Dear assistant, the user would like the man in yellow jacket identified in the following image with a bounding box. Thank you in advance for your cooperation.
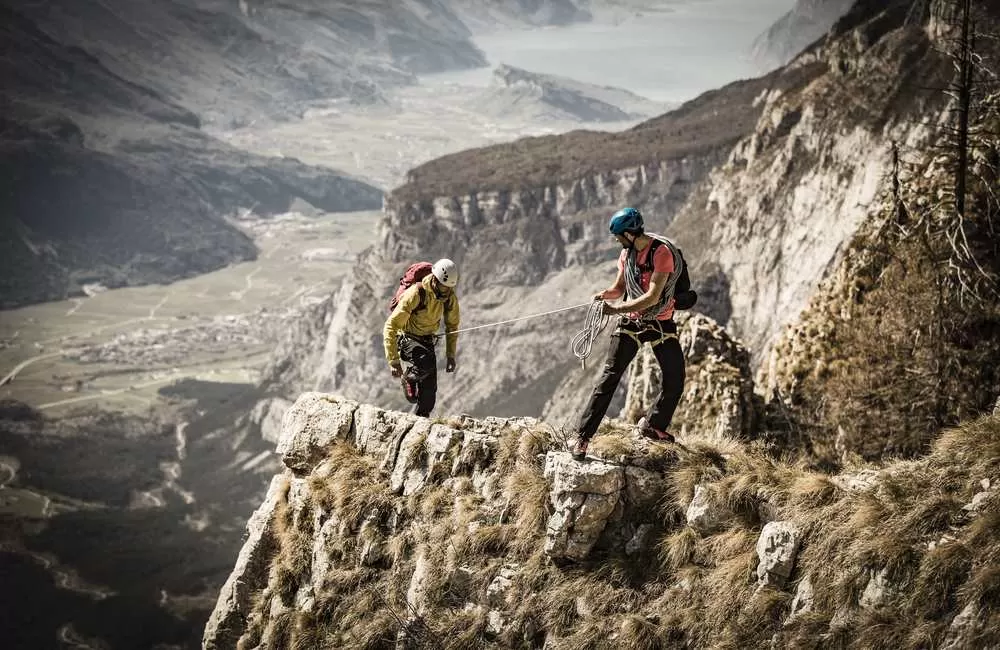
[383,259,461,417]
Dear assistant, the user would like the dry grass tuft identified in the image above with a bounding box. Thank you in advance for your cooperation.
[467,524,512,557]
[436,607,489,649]
[505,465,551,542]
[786,471,840,509]
[735,587,792,645]
[288,611,320,650]
[347,609,398,650]
[264,609,296,649]
[620,614,666,650]
[659,527,698,572]
[588,433,634,460]
[910,541,973,617]
[309,443,395,530]
[418,485,453,519]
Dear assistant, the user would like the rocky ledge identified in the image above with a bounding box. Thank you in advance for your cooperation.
[205,388,1000,649]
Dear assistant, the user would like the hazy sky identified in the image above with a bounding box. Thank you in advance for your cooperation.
[427,0,798,104]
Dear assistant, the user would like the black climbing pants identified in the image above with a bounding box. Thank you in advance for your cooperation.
[577,319,685,441]
[398,334,438,417]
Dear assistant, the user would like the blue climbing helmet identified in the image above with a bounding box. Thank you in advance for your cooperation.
[608,207,644,235]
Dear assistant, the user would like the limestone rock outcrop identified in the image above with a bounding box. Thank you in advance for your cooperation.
[622,312,755,440]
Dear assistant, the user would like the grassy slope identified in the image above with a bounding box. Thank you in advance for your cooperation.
[238,412,999,650]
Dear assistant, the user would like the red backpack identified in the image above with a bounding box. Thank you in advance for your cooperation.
[388,262,433,313]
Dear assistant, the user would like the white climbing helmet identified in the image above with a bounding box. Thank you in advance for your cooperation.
[431,258,459,288]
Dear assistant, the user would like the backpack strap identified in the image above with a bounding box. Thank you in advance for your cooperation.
[638,238,664,274]
[413,286,427,313]
[626,235,685,320]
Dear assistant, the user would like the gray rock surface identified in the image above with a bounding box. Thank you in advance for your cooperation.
[543,452,624,561]
[276,393,356,474]
[755,520,801,589]
[202,475,285,650]
[623,312,755,440]
[685,484,730,535]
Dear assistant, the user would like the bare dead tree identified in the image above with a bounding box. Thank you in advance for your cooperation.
[954,0,974,220]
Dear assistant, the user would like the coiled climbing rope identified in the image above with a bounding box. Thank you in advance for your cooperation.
[571,300,612,365]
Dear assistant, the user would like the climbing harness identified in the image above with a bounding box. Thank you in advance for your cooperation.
[616,319,678,348]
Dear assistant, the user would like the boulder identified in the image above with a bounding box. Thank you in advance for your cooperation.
[543,452,623,561]
[755,521,802,589]
[276,393,357,473]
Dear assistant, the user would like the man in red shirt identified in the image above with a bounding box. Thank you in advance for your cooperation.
[572,207,687,460]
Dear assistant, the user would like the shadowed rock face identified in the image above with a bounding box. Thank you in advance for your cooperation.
[0,3,386,308]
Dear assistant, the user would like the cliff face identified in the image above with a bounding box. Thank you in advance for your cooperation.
[671,1,954,363]
[759,73,1000,465]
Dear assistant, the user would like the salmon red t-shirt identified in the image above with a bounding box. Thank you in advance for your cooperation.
[616,240,676,321]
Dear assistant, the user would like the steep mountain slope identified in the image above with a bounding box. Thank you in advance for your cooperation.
[760,83,1000,466]
[662,0,958,361]
[13,0,487,127]
[751,0,856,70]
[0,383,282,649]
[259,1,957,427]
[0,5,383,308]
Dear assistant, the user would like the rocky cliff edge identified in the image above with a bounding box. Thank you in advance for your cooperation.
[208,315,1000,649]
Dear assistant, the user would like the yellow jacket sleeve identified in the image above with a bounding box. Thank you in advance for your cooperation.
[444,292,460,360]
[383,286,421,365]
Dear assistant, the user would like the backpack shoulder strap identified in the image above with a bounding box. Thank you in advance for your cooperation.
[414,286,427,313]
[639,237,664,273]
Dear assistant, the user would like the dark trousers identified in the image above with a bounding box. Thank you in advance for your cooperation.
[398,334,438,417]
[577,319,685,441]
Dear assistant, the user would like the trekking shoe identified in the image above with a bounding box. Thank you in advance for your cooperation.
[636,417,675,443]
[401,377,419,404]
[570,438,589,461]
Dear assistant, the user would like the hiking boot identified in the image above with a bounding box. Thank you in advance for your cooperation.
[570,438,589,461]
[636,417,675,443]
